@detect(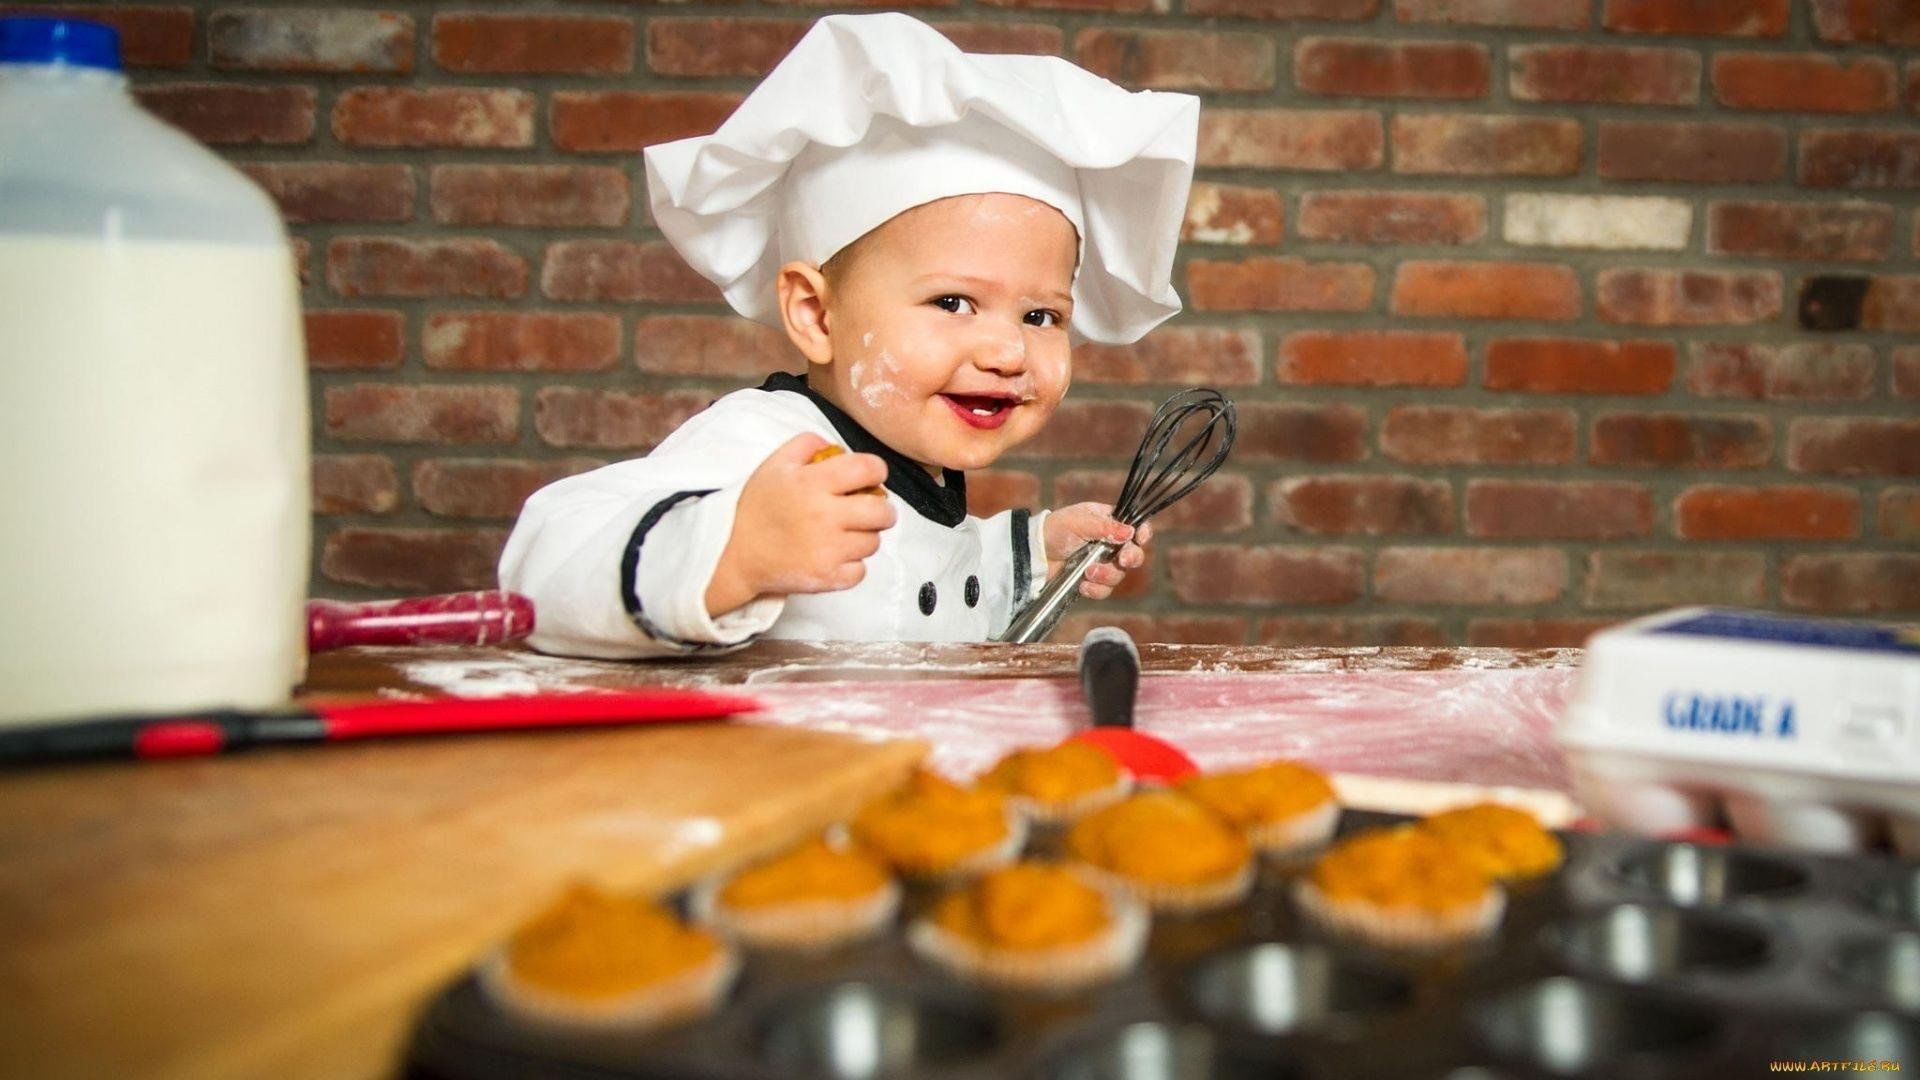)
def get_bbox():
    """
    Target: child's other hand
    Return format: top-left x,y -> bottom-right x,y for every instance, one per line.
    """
1043,502 -> 1152,601
707,433 -> 894,616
